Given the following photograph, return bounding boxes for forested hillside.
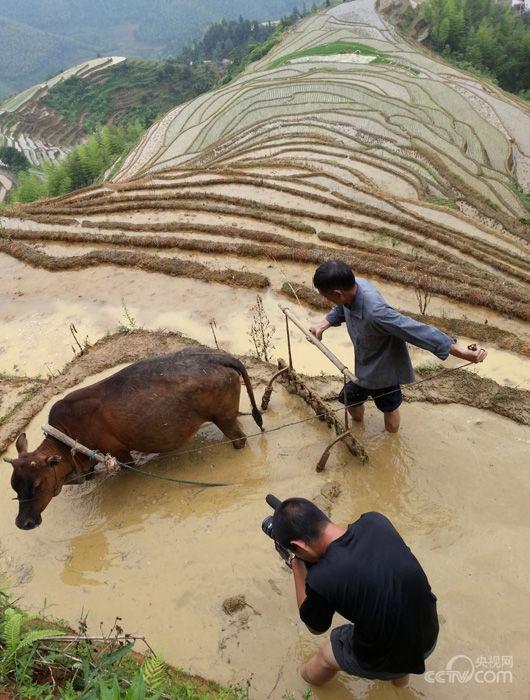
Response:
[400,0,530,98]
[12,123,145,202]
[0,0,302,96]
[1,9,304,204]
[43,59,218,134]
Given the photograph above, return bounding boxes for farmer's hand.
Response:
[309,319,331,341]
[450,343,487,363]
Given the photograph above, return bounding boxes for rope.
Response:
[10,359,476,505]
[145,360,476,461]
[90,452,230,488]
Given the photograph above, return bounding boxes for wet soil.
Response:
[0,337,528,699]
[2,329,528,456]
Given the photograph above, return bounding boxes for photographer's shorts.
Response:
[338,382,402,414]
[330,624,436,680]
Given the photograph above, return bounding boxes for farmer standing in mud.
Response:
[272,497,438,688]
[309,260,487,432]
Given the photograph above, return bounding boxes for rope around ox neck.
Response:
[37,359,476,489]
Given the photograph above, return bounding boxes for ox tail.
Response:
[219,357,264,431]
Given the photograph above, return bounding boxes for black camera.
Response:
[262,494,295,566]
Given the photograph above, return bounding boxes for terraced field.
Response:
[1,1,529,698]
[2,0,529,335]
[0,56,126,170]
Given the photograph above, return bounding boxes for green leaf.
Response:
[17,628,66,652]
[2,608,22,653]
[141,653,166,690]
[124,671,146,700]
[98,642,133,669]
[98,677,121,700]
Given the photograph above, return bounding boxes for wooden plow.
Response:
[260,304,368,470]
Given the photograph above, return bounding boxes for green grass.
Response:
[267,41,419,74]
[0,588,249,699]
[425,196,457,208]
[510,180,530,214]
[268,41,381,69]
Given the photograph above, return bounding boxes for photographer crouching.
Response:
[263,496,438,688]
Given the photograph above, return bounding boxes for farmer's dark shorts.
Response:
[330,624,436,680]
[338,381,402,413]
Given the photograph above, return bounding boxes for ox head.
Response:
[4,433,66,530]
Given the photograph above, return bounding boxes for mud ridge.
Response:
[280,281,530,356]
[0,239,270,290]
[1,231,527,321]
[1,329,527,457]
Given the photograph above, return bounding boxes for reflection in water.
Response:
[0,387,529,699]
[62,529,110,587]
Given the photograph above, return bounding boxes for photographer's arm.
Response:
[293,559,335,635]
[292,557,309,608]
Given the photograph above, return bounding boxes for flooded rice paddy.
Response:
[1,255,528,387]
[1,363,529,698]
[0,250,529,698]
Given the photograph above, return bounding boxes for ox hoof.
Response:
[233,437,247,449]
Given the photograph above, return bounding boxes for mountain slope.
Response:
[0,0,302,94]
[117,0,530,208]
[1,0,529,330]
[0,58,127,170]
[0,15,92,98]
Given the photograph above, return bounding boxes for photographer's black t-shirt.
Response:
[300,512,439,674]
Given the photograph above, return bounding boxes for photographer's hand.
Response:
[291,557,308,609]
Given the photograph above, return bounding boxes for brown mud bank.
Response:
[0,238,269,290]
[1,330,528,456]
[1,219,529,322]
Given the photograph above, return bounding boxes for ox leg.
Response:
[214,418,247,449]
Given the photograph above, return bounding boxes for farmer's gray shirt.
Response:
[325,278,453,389]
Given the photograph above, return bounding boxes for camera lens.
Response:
[261,515,274,538]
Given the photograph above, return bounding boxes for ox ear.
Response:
[47,455,62,467]
[16,433,28,455]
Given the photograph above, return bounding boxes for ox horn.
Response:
[3,458,14,465]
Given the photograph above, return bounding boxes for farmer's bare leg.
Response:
[300,639,341,686]
[384,408,400,433]
[392,674,409,687]
[348,404,365,423]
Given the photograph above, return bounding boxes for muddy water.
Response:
[1,374,529,699]
[1,255,528,388]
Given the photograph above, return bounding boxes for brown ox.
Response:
[5,347,263,530]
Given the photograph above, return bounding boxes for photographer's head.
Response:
[272,498,331,562]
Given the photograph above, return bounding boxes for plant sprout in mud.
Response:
[248,294,275,362]
[118,299,139,333]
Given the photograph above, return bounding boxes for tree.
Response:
[422,0,530,95]
[14,172,46,203]
[0,146,30,173]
